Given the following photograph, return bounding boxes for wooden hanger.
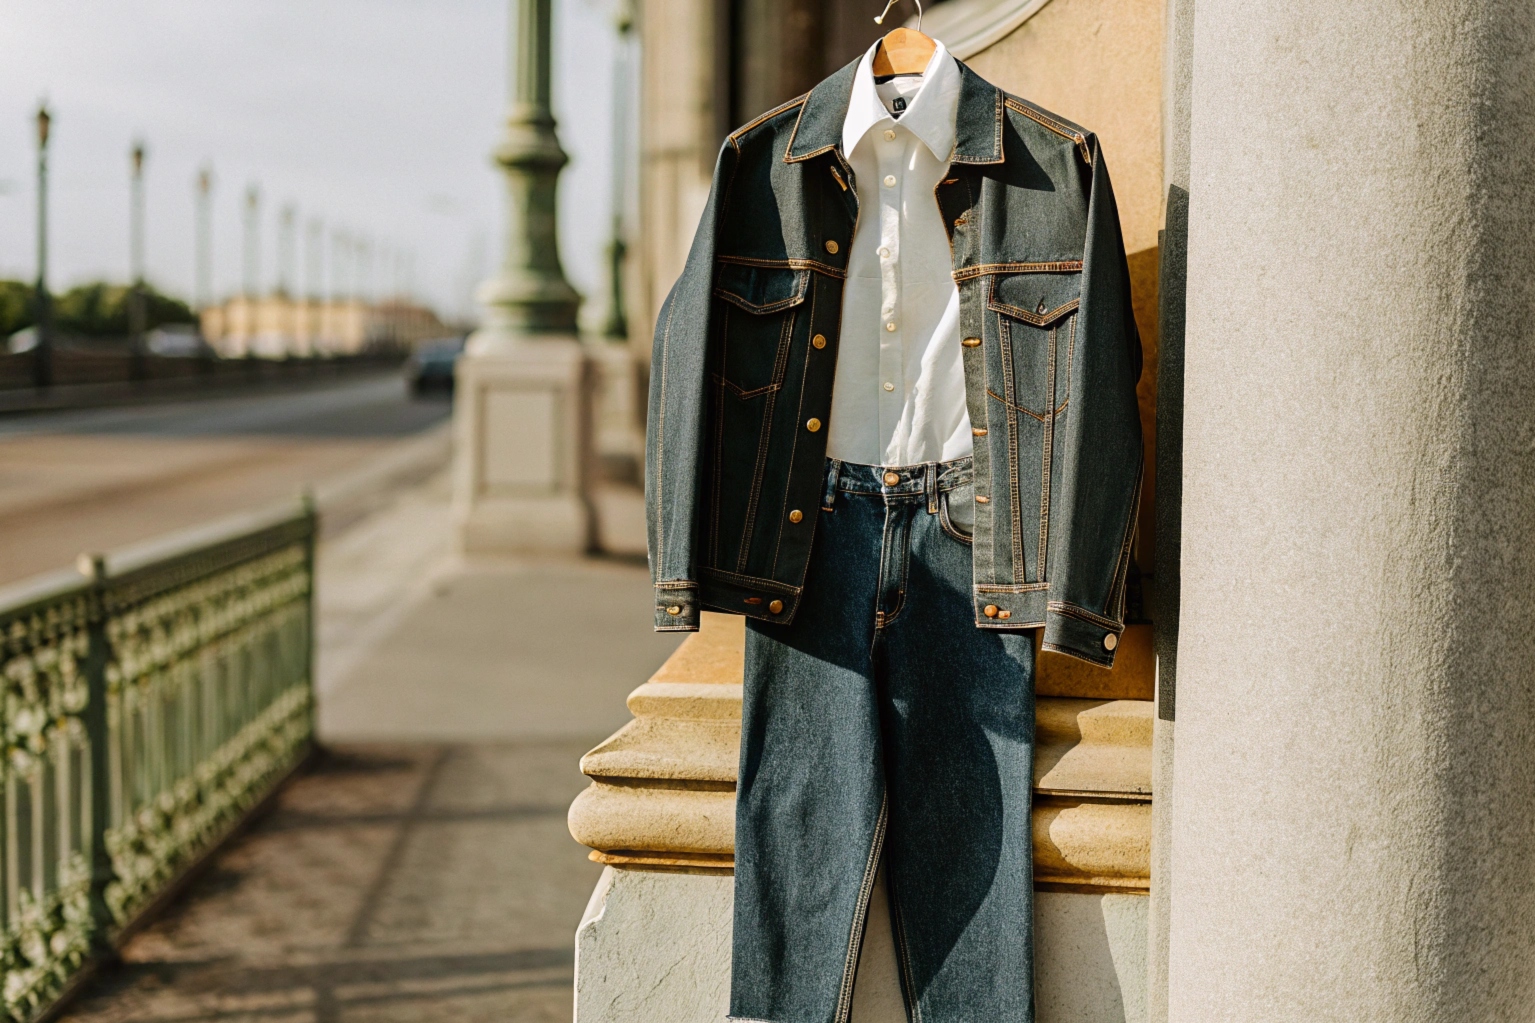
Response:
[871,0,936,77]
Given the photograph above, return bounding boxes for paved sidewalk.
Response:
[57,471,684,1023]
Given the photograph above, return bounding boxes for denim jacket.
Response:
[646,57,1143,668]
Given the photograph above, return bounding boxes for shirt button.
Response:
[883,174,897,187]
[824,240,839,254]
[885,322,897,332]
[883,382,894,392]
[878,246,890,258]
[806,418,822,432]
[883,471,901,486]
[769,599,784,614]
[1104,633,1119,651]
[812,333,827,349]
[788,509,803,524]
[883,129,896,141]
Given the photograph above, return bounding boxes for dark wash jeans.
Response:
[733,457,1036,1023]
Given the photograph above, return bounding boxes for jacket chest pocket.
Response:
[712,263,809,398]
[986,271,1081,420]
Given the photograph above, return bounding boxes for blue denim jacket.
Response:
[646,56,1142,667]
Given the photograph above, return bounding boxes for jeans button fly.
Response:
[883,471,900,486]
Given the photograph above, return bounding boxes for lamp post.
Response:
[128,140,148,381]
[452,0,593,555]
[473,0,581,342]
[195,166,213,313]
[601,0,635,342]
[33,103,52,389]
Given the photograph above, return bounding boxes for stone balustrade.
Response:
[569,612,1156,1022]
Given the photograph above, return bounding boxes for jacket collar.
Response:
[786,50,1003,165]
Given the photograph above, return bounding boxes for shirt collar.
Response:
[840,37,961,163]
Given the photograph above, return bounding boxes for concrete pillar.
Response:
[1146,0,1194,1016]
[454,0,593,555]
[1169,1,1535,1019]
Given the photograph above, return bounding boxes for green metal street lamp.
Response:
[33,102,52,389]
[129,140,148,380]
[474,0,581,342]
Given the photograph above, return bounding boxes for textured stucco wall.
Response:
[963,0,1163,256]
[576,867,1148,1023]
[1169,0,1535,1019]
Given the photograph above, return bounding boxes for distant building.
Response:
[200,293,451,358]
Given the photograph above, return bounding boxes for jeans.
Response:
[731,457,1037,1023]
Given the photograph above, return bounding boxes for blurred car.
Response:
[405,336,466,396]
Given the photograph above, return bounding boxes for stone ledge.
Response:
[569,613,1153,893]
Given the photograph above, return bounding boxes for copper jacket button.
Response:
[812,333,827,349]
[824,240,839,254]
[769,599,784,614]
[806,418,821,432]
[788,510,803,523]
[983,604,999,618]
[666,605,682,616]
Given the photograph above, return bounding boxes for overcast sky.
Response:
[0,0,627,327]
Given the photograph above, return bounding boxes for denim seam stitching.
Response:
[998,318,1025,583]
[954,261,1083,282]
[833,799,888,1023]
[732,93,808,143]
[886,873,924,1023]
[699,566,801,595]
[882,504,912,627]
[710,375,726,566]
[1003,96,1093,165]
[717,254,847,280]
[1047,601,1122,631]
[938,493,974,545]
[734,309,794,573]
[1040,322,1057,585]
[977,582,1048,593]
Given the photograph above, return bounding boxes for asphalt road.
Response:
[0,374,452,587]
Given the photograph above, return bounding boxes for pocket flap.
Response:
[714,262,810,315]
[987,271,1082,327]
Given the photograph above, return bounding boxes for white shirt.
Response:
[826,39,970,469]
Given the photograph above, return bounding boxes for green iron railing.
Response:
[0,498,316,1020]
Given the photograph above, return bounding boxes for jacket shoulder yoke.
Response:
[1001,94,1093,166]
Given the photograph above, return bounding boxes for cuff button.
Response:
[997,610,1010,619]
[1103,633,1118,651]
[983,604,999,618]
[768,599,784,614]
[666,605,682,616]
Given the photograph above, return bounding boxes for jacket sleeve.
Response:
[1040,137,1145,667]
[646,140,738,632]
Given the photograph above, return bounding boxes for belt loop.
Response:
[822,458,842,511]
[926,462,939,515]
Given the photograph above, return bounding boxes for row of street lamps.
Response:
[25,102,420,389]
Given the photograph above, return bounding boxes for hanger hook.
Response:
[874,0,923,33]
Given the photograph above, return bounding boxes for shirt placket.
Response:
[876,127,905,464]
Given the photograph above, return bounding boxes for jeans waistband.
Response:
[822,456,973,513]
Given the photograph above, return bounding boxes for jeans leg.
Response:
[732,489,887,1023]
[877,505,1036,1023]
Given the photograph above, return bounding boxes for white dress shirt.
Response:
[826,39,970,469]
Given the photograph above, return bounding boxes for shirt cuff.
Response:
[654,583,700,631]
[1041,604,1121,669]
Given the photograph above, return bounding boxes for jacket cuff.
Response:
[1042,604,1121,669]
[654,583,700,631]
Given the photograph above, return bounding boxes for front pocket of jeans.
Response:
[940,483,975,544]
[712,263,809,398]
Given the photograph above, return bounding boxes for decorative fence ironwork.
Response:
[0,500,316,1021]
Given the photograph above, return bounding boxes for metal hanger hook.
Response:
[874,0,923,33]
